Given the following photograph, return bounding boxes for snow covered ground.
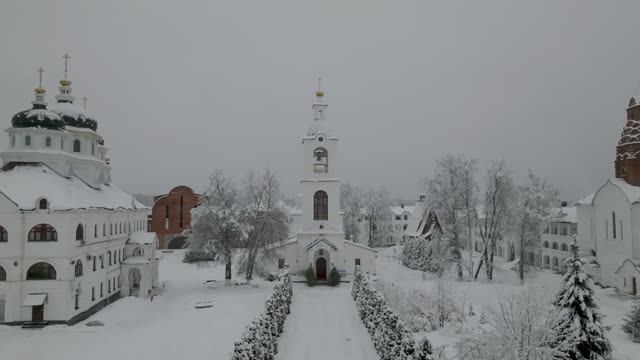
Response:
[376,246,640,360]
[276,284,378,360]
[0,250,274,360]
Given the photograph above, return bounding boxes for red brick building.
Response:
[151,186,202,249]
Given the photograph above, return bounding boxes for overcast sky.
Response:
[1,0,639,202]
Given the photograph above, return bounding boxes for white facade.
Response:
[540,207,578,272]
[577,179,640,295]
[268,91,377,278]
[0,73,157,324]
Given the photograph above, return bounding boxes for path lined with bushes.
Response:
[275,284,378,360]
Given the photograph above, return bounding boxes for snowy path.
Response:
[276,284,378,360]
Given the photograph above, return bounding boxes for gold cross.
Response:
[62,53,71,78]
[37,67,45,88]
[81,96,88,110]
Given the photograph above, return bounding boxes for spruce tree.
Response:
[622,300,640,343]
[553,236,611,359]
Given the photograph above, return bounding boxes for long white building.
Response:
[0,63,157,325]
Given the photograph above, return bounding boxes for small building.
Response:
[121,232,160,297]
[403,194,443,243]
[151,186,202,249]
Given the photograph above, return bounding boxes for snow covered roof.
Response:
[579,178,640,205]
[129,231,156,245]
[49,102,98,131]
[0,163,146,210]
[404,200,442,238]
[391,206,414,216]
[553,206,576,223]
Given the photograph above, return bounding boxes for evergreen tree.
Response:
[328,266,341,286]
[304,265,316,286]
[622,300,640,343]
[553,236,611,359]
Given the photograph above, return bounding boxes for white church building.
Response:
[576,97,640,297]
[268,90,377,279]
[0,60,157,325]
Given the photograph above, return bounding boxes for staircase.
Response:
[21,321,48,329]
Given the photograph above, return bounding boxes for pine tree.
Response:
[553,236,611,359]
[304,264,316,287]
[622,300,640,343]
[328,266,341,286]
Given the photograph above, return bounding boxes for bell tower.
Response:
[615,97,640,185]
[301,87,342,233]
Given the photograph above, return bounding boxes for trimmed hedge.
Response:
[230,271,293,359]
[352,266,434,360]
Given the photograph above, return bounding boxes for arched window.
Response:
[0,266,6,281]
[313,148,328,173]
[45,136,51,147]
[75,224,84,241]
[0,225,7,242]
[39,198,48,209]
[28,224,58,242]
[91,142,95,155]
[26,262,56,280]
[404,214,408,221]
[552,242,558,250]
[313,190,328,221]
[60,139,64,149]
[94,224,97,238]
[11,135,15,147]
[108,251,112,266]
[561,243,568,251]
[73,139,81,152]
[25,135,31,146]
[75,260,83,277]
[543,241,549,248]
[403,224,407,230]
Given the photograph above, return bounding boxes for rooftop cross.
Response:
[62,53,71,78]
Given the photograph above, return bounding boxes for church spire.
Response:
[32,67,47,109]
[56,52,75,104]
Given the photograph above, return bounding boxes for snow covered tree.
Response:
[402,234,452,275]
[474,160,516,280]
[188,169,243,283]
[457,288,573,360]
[622,300,640,342]
[340,182,363,243]
[362,186,392,247]
[422,154,478,279]
[514,170,558,283]
[237,169,289,282]
[328,266,341,286]
[552,236,612,359]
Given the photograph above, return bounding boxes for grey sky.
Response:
[1,0,639,202]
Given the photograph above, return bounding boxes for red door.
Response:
[32,305,43,321]
[316,257,327,280]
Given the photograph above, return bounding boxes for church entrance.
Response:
[316,257,327,280]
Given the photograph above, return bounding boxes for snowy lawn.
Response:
[0,250,274,360]
[376,246,640,360]
[276,283,378,360]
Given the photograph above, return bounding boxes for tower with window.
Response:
[302,90,341,232]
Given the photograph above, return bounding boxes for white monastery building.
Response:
[0,59,157,325]
[268,90,377,278]
[576,97,640,297]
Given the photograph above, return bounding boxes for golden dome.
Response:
[60,79,72,86]
[34,87,46,94]
[316,90,324,97]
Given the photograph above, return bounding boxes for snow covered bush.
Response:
[375,280,459,332]
[456,288,574,360]
[304,265,316,286]
[352,266,434,360]
[402,236,451,275]
[229,271,293,360]
[622,300,640,342]
[552,237,611,359]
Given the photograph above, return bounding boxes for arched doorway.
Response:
[129,268,141,297]
[167,236,187,249]
[316,257,327,280]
